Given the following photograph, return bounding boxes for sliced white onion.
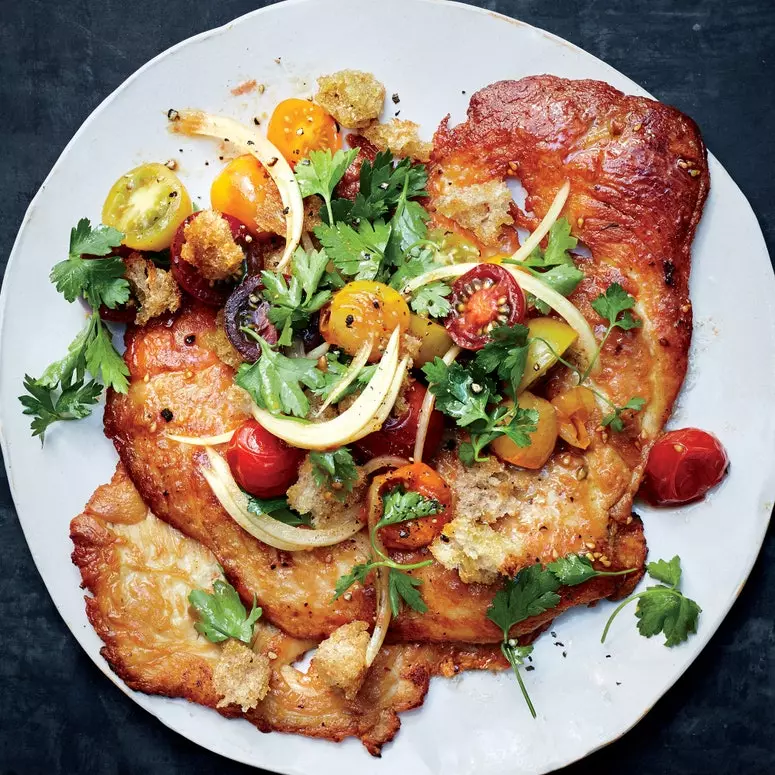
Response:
[361,455,410,475]
[413,345,461,463]
[300,231,315,253]
[171,110,303,271]
[250,328,402,450]
[165,430,236,446]
[510,181,570,263]
[364,478,391,667]
[315,340,371,416]
[305,341,330,360]
[358,356,409,436]
[201,447,362,551]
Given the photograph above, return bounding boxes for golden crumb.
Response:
[303,195,323,234]
[124,253,181,326]
[434,179,515,245]
[361,119,432,162]
[198,309,245,370]
[315,70,385,129]
[212,639,271,712]
[179,209,245,281]
[312,621,370,700]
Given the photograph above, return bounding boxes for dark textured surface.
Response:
[0,0,773,772]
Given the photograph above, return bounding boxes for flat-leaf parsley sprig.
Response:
[188,579,262,644]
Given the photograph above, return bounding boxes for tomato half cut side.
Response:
[639,428,729,507]
[225,420,305,499]
[267,98,342,167]
[444,264,525,350]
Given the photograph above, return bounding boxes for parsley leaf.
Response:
[19,375,102,440]
[488,564,562,634]
[246,494,312,526]
[389,570,427,616]
[234,339,323,417]
[308,447,359,501]
[422,359,494,426]
[523,219,578,269]
[601,555,701,647]
[474,324,530,397]
[84,319,130,392]
[314,218,391,280]
[295,148,359,224]
[591,283,642,332]
[333,563,373,598]
[188,579,262,644]
[547,553,637,586]
[68,217,124,259]
[409,281,452,318]
[378,487,442,528]
[308,352,376,402]
[601,396,647,432]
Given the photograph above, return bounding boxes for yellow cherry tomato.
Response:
[320,281,410,362]
[551,386,598,449]
[428,228,481,264]
[491,392,558,469]
[102,163,192,251]
[267,98,342,167]
[210,154,282,236]
[408,314,454,366]
[519,317,578,392]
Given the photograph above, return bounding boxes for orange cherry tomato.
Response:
[551,386,598,449]
[639,428,728,506]
[210,155,280,236]
[267,98,342,167]
[491,393,558,469]
[376,463,453,551]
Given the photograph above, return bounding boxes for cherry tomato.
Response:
[639,428,728,507]
[376,462,453,550]
[319,280,410,362]
[210,155,284,236]
[551,386,598,449]
[225,419,305,499]
[102,163,193,251]
[408,314,454,367]
[170,211,256,306]
[267,98,342,167]
[445,264,525,350]
[223,275,279,361]
[491,393,558,469]
[355,382,444,461]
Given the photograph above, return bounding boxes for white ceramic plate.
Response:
[1,1,773,773]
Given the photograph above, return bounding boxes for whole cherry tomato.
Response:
[225,419,305,498]
[267,98,342,167]
[445,264,525,350]
[639,428,728,506]
[355,382,444,461]
[376,462,454,550]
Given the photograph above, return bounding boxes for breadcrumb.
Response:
[199,309,245,370]
[124,253,181,326]
[315,70,385,129]
[361,119,433,162]
[212,639,271,712]
[312,621,370,700]
[303,195,323,234]
[434,179,515,245]
[180,209,245,281]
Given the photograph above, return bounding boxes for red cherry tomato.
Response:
[225,419,305,499]
[170,211,259,306]
[640,428,729,506]
[376,462,454,550]
[445,264,525,350]
[354,382,444,460]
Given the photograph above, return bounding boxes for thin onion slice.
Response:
[305,341,330,360]
[166,430,236,446]
[361,455,410,475]
[170,110,303,271]
[250,328,402,450]
[358,356,409,437]
[364,478,391,667]
[413,345,461,462]
[201,447,362,551]
[510,181,571,263]
[315,340,371,416]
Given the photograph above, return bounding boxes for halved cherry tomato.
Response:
[102,163,193,251]
[639,428,728,507]
[427,228,481,264]
[445,264,525,350]
[519,317,578,393]
[355,382,444,461]
[225,419,305,499]
[376,462,453,550]
[491,393,558,469]
[320,280,410,361]
[551,386,598,449]
[267,98,342,167]
[170,211,256,306]
[210,155,282,237]
[408,314,454,367]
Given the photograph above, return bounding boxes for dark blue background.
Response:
[1,1,773,773]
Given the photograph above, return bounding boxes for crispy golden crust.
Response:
[70,468,506,754]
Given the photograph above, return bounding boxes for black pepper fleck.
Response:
[184,334,196,345]
[160,408,173,422]
[345,314,354,328]
[392,93,400,104]
[525,665,535,672]
[663,259,676,287]
[562,651,567,658]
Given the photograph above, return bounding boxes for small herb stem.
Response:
[600,591,648,644]
[595,566,638,578]
[502,642,536,719]
[324,196,334,227]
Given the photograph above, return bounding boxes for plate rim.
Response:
[1,1,773,773]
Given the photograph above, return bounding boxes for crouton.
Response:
[315,70,385,129]
[198,309,245,370]
[212,639,271,712]
[179,209,245,280]
[361,119,433,163]
[434,179,515,246]
[286,456,366,528]
[124,253,181,326]
[312,621,370,700]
